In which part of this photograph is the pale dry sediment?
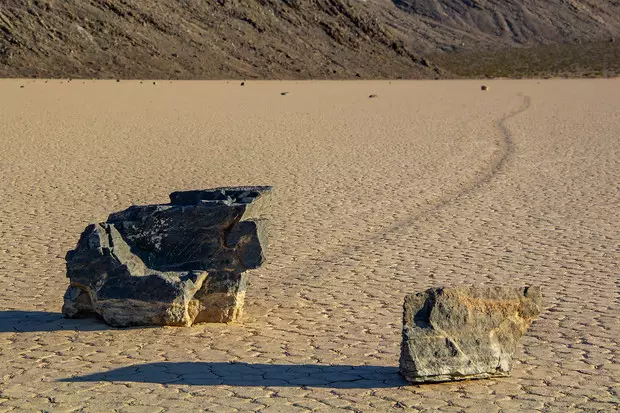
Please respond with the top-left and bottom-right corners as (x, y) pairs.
(0, 79), (618, 412)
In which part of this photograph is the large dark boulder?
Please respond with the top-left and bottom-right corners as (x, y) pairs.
(62, 186), (272, 327)
(399, 285), (542, 383)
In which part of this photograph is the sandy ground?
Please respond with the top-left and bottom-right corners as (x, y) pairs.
(0, 79), (618, 412)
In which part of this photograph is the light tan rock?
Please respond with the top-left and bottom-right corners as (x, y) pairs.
(400, 285), (542, 383)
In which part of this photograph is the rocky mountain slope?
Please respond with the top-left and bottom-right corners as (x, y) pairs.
(1, 0), (619, 79)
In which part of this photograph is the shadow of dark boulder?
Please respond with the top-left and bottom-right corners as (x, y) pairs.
(0, 310), (113, 332)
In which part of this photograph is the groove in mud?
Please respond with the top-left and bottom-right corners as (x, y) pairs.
(383, 93), (532, 227)
(295, 93), (533, 283)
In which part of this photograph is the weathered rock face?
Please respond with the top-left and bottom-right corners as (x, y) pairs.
(399, 285), (542, 383)
(63, 186), (272, 327)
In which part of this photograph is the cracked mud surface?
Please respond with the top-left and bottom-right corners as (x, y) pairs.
(0, 80), (618, 412)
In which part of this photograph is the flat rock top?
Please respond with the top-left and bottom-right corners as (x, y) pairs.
(404, 285), (543, 323)
(169, 186), (273, 206)
(0, 80), (618, 412)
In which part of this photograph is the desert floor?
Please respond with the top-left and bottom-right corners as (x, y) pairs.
(0, 79), (618, 412)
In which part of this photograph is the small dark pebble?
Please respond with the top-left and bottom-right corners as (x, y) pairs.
(369, 94), (378, 98)
(281, 92), (289, 96)
(240, 81), (245, 86)
(481, 85), (488, 91)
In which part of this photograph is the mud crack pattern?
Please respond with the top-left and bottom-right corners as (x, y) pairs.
(0, 79), (618, 412)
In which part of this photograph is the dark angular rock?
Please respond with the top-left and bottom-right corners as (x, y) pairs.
(399, 285), (542, 383)
(62, 186), (272, 327)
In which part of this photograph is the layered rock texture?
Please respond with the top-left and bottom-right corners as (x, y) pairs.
(400, 285), (542, 383)
(63, 186), (272, 327)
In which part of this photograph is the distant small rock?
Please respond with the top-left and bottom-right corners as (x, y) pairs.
(19, 85), (24, 88)
(281, 92), (289, 96)
(481, 85), (488, 91)
(153, 81), (157, 85)
(240, 81), (245, 86)
(369, 94), (378, 98)
(116, 79), (120, 82)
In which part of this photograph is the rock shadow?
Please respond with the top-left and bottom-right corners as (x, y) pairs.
(60, 362), (407, 388)
(0, 310), (115, 332)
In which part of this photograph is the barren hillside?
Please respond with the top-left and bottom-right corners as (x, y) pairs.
(1, 0), (619, 79)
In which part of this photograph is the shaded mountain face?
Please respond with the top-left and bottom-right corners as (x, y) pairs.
(0, 0), (618, 79)
(392, 0), (620, 49)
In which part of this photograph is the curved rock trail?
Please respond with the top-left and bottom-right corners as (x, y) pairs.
(282, 93), (533, 293)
